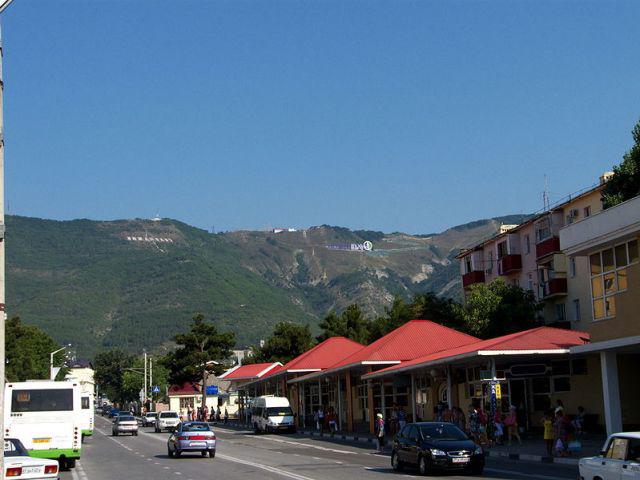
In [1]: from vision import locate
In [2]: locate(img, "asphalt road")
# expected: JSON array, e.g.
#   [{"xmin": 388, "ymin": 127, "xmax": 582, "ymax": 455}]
[{"xmin": 62, "ymin": 416, "xmax": 580, "ymax": 480}]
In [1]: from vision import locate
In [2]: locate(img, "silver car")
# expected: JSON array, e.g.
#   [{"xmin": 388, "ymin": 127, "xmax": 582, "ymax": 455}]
[
  {"xmin": 113, "ymin": 415, "xmax": 139, "ymax": 436},
  {"xmin": 167, "ymin": 422, "xmax": 216, "ymax": 458}
]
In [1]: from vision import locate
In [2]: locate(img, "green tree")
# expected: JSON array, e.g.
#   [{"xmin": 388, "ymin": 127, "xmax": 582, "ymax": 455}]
[
  {"xmin": 163, "ymin": 313, "xmax": 235, "ymax": 408},
  {"xmin": 5, "ymin": 316, "xmax": 61, "ymax": 381},
  {"xmin": 602, "ymin": 119, "xmax": 640, "ymax": 208},
  {"xmin": 250, "ymin": 321, "xmax": 315, "ymax": 364},
  {"xmin": 317, "ymin": 304, "xmax": 370, "ymax": 344},
  {"xmin": 94, "ymin": 348, "xmax": 136, "ymax": 404},
  {"xmin": 461, "ymin": 278, "xmax": 541, "ymax": 338},
  {"xmin": 368, "ymin": 296, "xmax": 413, "ymax": 342},
  {"xmin": 410, "ymin": 292, "xmax": 465, "ymax": 331}
]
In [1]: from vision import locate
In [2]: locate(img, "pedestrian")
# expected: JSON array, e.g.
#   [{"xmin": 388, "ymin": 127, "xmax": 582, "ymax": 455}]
[
  {"xmin": 554, "ymin": 399, "xmax": 564, "ymax": 415},
  {"xmin": 553, "ymin": 410, "xmax": 569, "ymax": 457},
  {"xmin": 477, "ymin": 406, "xmax": 489, "ymax": 446},
  {"xmin": 375, "ymin": 413, "xmax": 385, "ymax": 452},
  {"xmin": 187, "ymin": 406, "xmax": 192, "ymax": 421},
  {"xmin": 317, "ymin": 407, "xmax": 325, "ymax": 432},
  {"xmin": 224, "ymin": 407, "xmax": 229, "ymax": 424},
  {"xmin": 468, "ymin": 405, "xmax": 480, "ymax": 443},
  {"xmin": 505, "ymin": 405, "xmax": 522, "ymax": 446},
  {"xmin": 398, "ymin": 407, "xmax": 407, "ymax": 430},
  {"xmin": 493, "ymin": 409, "xmax": 504, "ymax": 445},
  {"xmin": 542, "ymin": 410, "xmax": 554, "ymax": 456},
  {"xmin": 390, "ymin": 404, "xmax": 399, "ymax": 436},
  {"xmin": 327, "ymin": 408, "xmax": 337, "ymax": 435},
  {"xmin": 571, "ymin": 406, "xmax": 585, "ymax": 435},
  {"xmin": 216, "ymin": 406, "xmax": 222, "ymax": 422},
  {"xmin": 203, "ymin": 405, "xmax": 209, "ymax": 422},
  {"xmin": 314, "ymin": 408, "xmax": 321, "ymax": 431}
]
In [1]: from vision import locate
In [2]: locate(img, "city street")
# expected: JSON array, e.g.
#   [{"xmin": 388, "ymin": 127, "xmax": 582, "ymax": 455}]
[{"xmin": 63, "ymin": 416, "xmax": 581, "ymax": 480}]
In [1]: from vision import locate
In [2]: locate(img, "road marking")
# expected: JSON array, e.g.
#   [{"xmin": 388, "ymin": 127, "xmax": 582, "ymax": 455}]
[
  {"xmin": 71, "ymin": 467, "xmax": 80, "ymax": 480},
  {"xmin": 76, "ymin": 461, "xmax": 89, "ymax": 480},
  {"xmin": 485, "ymin": 467, "xmax": 570, "ymax": 480},
  {"xmin": 237, "ymin": 433, "xmax": 358, "ymax": 455},
  {"xmin": 139, "ymin": 430, "xmax": 318, "ymax": 480}
]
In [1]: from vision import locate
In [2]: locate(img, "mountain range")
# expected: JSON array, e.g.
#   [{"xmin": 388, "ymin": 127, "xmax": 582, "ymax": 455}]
[{"xmin": 6, "ymin": 214, "xmax": 529, "ymax": 357}]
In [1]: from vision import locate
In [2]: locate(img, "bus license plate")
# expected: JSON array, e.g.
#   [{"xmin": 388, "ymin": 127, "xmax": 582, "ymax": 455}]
[
  {"xmin": 33, "ymin": 438, "xmax": 51, "ymax": 444},
  {"xmin": 452, "ymin": 457, "xmax": 470, "ymax": 464}
]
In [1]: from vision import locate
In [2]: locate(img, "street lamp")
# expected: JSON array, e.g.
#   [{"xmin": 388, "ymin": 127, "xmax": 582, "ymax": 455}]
[{"xmin": 50, "ymin": 344, "xmax": 72, "ymax": 380}]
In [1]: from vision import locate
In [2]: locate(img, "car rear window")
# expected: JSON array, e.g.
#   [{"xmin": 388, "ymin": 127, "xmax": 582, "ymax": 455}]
[
  {"xmin": 182, "ymin": 423, "xmax": 211, "ymax": 432},
  {"xmin": 119, "ymin": 416, "xmax": 135, "ymax": 422},
  {"xmin": 160, "ymin": 412, "xmax": 178, "ymax": 418}
]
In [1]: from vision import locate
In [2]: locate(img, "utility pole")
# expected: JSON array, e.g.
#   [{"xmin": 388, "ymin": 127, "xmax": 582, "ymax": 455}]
[
  {"xmin": 149, "ymin": 357, "xmax": 153, "ymax": 409},
  {"xmin": 143, "ymin": 349, "xmax": 147, "ymax": 407},
  {"xmin": 0, "ymin": 4, "xmax": 16, "ymax": 477}
]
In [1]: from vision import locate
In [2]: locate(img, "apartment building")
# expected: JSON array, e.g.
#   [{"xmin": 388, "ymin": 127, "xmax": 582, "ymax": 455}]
[
  {"xmin": 561, "ymin": 194, "xmax": 640, "ymax": 434},
  {"xmin": 458, "ymin": 176, "xmax": 610, "ymax": 327}
]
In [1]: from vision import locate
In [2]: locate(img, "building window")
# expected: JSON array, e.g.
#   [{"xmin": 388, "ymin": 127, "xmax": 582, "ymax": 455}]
[
  {"xmin": 524, "ymin": 235, "xmax": 531, "ymax": 255},
  {"xmin": 584, "ymin": 206, "xmax": 591, "ymax": 217},
  {"xmin": 590, "ymin": 239, "xmax": 639, "ymax": 320},
  {"xmin": 527, "ymin": 274, "xmax": 534, "ymax": 292},
  {"xmin": 569, "ymin": 257, "xmax": 576, "ymax": 277},
  {"xmin": 572, "ymin": 299, "xmax": 581, "ymax": 322},
  {"xmin": 555, "ymin": 303, "xmax": 566, "ymax": 322},
  {"xmin": 535, "ymin": 218, "xmax": 551, "ymax": 243},
  {"xmin": 465, "ymin": 257, "xmax": 472, "ymax": 274},
  {"xmin": 487, "ymin": 251, "xmax": 493, "ymax": 274},
  {"xmin": 497, "ymin": 241, "xmax": 507, "ymax": 259},
  {"xmin": 553, "ymin": 377, "xmax": 571, "ymax": 393}
]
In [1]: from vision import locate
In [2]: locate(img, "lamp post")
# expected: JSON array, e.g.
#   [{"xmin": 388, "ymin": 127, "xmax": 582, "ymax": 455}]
[
  {"xmin": 50, "ymin": 344, "xmax": 72, "ymax": 380},
  {"xmin": 0, "ymin": 1, "xmax": 15, "ymax": 477}
]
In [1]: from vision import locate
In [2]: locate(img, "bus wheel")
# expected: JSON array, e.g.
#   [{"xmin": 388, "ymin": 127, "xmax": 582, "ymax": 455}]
[{"xmin": 65, "ymin": 458, "xmax": 76, "ymax": 469}]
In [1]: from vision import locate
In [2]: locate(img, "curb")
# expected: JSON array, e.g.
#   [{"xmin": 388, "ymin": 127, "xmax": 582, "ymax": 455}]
[{"xmin": 222, "ymin": 421, "xmax": 580, "ymax": 466}]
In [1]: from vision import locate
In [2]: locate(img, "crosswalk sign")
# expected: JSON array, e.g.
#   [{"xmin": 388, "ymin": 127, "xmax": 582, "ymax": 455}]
[{"xmin": 152, "ymin": 386, "xmax": 160, "ymax": 394}]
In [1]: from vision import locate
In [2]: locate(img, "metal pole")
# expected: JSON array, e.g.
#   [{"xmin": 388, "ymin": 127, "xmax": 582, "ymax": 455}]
[
  {"xmin": 149, "ymin": 357, "xmax": 153, "ymax": 409},
  {"xmin": 337, "ymin": 376, "xmax": 342, "ymax": 432},
  {"xmin": 410, "ymin": 373, "xmax": 417, "ymax": 422},
  {"xmin": 143, "ymin": 350, "xmax": 147, "ymax": 408}
]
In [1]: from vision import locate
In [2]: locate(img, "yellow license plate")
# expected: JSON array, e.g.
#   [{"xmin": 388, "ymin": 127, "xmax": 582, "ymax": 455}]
[{"xmin": 33, "ymin": 438, "xmax": 51, "ymax": 444}]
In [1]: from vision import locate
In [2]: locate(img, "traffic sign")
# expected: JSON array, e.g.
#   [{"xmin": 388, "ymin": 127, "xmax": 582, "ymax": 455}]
[
  {"xmin": 152, "ymin": 386, "xmax": 160, "ymax": 394},
  {"xmin": 206, "ymin": 385, "xmax": 218, "ymax": 395},
  {"xmin": 495, "ymin": 383, "xmax": 502, "ymax": 400}
]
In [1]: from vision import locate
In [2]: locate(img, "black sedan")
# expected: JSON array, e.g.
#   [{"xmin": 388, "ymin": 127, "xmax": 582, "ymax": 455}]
[{"xmin": 391, "ymin": 422, "xmax": 484, "ymax": 475}]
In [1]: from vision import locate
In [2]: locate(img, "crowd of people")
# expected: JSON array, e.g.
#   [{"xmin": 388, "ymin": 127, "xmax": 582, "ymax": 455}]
[{"xmin": 179, "ymin": 405, "xmax": 229, "ymax": 424}]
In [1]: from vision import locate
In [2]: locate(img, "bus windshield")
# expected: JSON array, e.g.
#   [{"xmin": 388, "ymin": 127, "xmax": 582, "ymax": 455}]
[
  {"xmin": 11, "ymin": 389, "xmax": 73, "ymax": 412},
  {"xmin": 267, "ymin": 407, "xmax": 293, "ymax": 417}
]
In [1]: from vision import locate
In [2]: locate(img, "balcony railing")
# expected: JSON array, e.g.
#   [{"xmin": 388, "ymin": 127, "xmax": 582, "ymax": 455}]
[
  {"xmin": 536, "ymin": 236, "xmax": 561, "ymax": 260},
  {"xmin": 462, "ymin": 270, "xmax": 485, "ymax": 288},
  {"xmin": 542, "ymin": 277, "xmax": 567, "ymax": 298},
  {"xmin": 498, "ymin": 254, "xmax": 522, "ymax": 275}
]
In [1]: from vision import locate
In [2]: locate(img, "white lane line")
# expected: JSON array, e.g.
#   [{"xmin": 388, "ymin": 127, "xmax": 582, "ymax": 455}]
[
  {"xmin": 71, "ymin": 467, "xmax": 80, "ymax": 480},
  {"xmin": 243, "ymin": 434, "xmax": 358, "ymax": 455},
  {"xmin": 139, "ymin": 430, "xmax": 317, "ymax": 480},
  {"xmin": 485, "ymin": 467, "xmax": 570, "ymax": 480},
  {"xmin": 76, "ymin": 461, "xmax": 89, "ymax": 480}
]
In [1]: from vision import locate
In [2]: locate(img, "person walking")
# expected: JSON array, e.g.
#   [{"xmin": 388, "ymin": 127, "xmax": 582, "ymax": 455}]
[
  {"xmin": 505, "ymin": 405, "xmax": 522, "ymax": 446},
  {"xmin": 318, "ymin": 407, "xmax": 325, "ymax": 432},
  {"xmin": 493, "ymin": 409, "xmax": 504, "ymax": 445},
  {"xmin": 375, "ymin": 413, "xmax": 385, "ymax": 453},
  {"xmin": 542, "ymin": 411, "xmax": 554, "ymax": 456},
  {"xmin": 216, "ymin": 406, "xmax": 222, "ymax": 422},
  {"xmin": 224, "ymin": 407, "xmax": 229, "ymax": 424},
  {"xmin": 553, "ymin": 410, "xmax": 569, "ymax": 457}
]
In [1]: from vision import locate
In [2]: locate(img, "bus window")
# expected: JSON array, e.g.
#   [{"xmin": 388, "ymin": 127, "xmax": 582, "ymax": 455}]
[
  {"xmin": 81, "ymin": 397, "xmax": 90, "ymax": 409},
  {"xmin": 11, "ymin": 389, "xmax": 73, "ymax": 412}
]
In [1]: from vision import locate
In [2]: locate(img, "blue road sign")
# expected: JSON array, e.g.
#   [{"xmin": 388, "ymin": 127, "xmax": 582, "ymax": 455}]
[
  {"xmin": 152, "ymin": 386, "xmax": 160, "ymax": 394},
  {"xmin": 206, "ymin": 385, "xmax": 218, "ymax": 395}
]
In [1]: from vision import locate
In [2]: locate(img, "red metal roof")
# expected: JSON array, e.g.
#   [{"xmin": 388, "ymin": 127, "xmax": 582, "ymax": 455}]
[
  {"xmin": 362, "ymin": 326, "xmax": 590, "ymax": 379},
  {"xmin": 168, "ymin": 382, "xmax": 200, "ymax": 395},
  {"xmin": 267, "ymin": 337, "xmax": 365, "ymax": 376},
  {"xmin": 329, "ymin": 320, "xmax": 479, "ymax": 369},
  {"xmin": 219, "ymin": 362, "xmax": 282, "ymax": 381}
]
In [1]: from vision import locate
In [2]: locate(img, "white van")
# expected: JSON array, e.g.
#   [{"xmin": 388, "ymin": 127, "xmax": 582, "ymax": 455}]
[
  {"xmin": 251, "ymin": 396, "xmax": 295, "ymax": 434},
  {"xmin": 4, "ymin": 380, "xmax": 82, "ymax": 469}
]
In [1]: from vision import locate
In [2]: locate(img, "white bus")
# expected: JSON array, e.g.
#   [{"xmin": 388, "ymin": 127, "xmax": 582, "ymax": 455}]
[{"xmin": 4, "ymin": 380, "xmax": 82, "ymax": 469}]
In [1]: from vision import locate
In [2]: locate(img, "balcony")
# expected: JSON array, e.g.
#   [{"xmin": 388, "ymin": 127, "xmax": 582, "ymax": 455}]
[
  {"xmin": 536, "ymin": 236, "xmax": 561, "ymax": 260},
  {"xmin": 542, "ymin": 277, "xmax": 567, "ymax": 298},
  {"xmin": 498, "ymin": 254, "xmax": 522, "ymax": 275},
  {"xmin": 462, "ymin": 270, "xmax": 485, "ymax": 288}
]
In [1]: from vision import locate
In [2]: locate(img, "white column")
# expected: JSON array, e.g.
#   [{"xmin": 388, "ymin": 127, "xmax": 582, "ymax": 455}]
[
  {"xmin": 410, "ymin": 373, "xmax": 417, "ymax": 422},
  {"xmin": 446, "ymin": 365, "xmax": 453, "ymax": 409},
  {"xmin": 337, "ymin": 376, "xmax": 343, "ymax": 431},
  {"xmin": 600, "ymin": 351, "xmax": 623, "ymax": 435}
]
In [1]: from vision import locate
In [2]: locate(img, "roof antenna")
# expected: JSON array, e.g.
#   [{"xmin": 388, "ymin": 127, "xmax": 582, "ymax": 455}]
[{"xmin": 543, "ymin": 174, "xmax": 550, "ymax": 211}]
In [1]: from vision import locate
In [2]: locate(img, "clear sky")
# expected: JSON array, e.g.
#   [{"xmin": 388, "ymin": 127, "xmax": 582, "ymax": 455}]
[{"xmin": 3, "ymin": 0, "xmax": 639, "ymax": 234}]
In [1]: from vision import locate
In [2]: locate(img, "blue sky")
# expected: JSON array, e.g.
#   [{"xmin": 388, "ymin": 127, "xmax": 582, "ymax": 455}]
[{"xmin": 3, "ymin": 0, "xmax": 639, "ymax": 234}]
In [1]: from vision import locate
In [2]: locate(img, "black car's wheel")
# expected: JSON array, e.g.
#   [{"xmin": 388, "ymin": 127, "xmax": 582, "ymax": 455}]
[
  {"xmin": 418, "ymin": 456, "xmax": 429, "ymax": 476},
  {"xmin": 175, "ymin": 449, "xmax": 181, "ymax": 457},
  {"xmin": 254, "ymin": 422, "xmax": 260, "ymax": 434},
  {"xmin": 112, "ymin": 431, "xmax": 118, "ymax": 437},
  {"xmin": 391, "ymin": 451, "xmax": 403, "ymax": 472},
  {"xmin": 201, "ymin": 451, "xmax": 208, "ymax": 457},
  {"xmin": 209, "ymin": 449, "xmax": 216, "ymax": 458},
  {"xmin": 133, "ymin": 431, "xmax": 138, "ymax": 436},
  {"xmin": 65, "ymin": 458, "xmax": 76, "ymax": 469}
]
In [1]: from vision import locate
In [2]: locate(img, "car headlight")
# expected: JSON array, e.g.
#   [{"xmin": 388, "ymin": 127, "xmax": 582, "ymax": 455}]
[
  {"xmin": 430, "ymin": 449, "xmax": 447, "ymax": 457},
  {"xmin": 474, "ymin": 446, "xmax": 483, "ymax": 455}
]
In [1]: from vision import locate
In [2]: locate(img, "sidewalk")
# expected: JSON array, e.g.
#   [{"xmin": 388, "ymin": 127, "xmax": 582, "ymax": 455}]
[{"xmin": 222, "ymin": 421, "xmax": 603, "ymax": 466}]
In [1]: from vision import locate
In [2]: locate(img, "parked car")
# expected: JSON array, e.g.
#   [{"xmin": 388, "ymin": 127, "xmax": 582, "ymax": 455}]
[
  {"xmin": 142, "ymin": 412, "xmax": 158, "ymax": 427},
  {"xmin": 391, "ymin": 422, "xmax": 484, "ymax": 476},
  {"xmin": 155, "ymin": 411, "xmax": 180, "ymax": 433},
  {"xmin": 3, "ymin": 437, "xmax": 59, "ymax": 479},
  {"xmin": 112, "ymin": 415, "xmax": 139, "ymax": 436},
  {"xmin": 251, "ymin": 396, "xmax": 295, "ymax": 433},
  {"xmin": 579, "ymin": 432, "xmax": 640, "ymax": 480},
  {"xmin": 167, "ymin": 422, "xmax": 216, "ymax": 458}
]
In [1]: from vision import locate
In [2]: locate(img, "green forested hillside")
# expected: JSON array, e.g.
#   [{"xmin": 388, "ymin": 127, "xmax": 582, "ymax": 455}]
[{"xmin": 6, "ymin": 214, "xmax": 529, "ymax": 357}]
